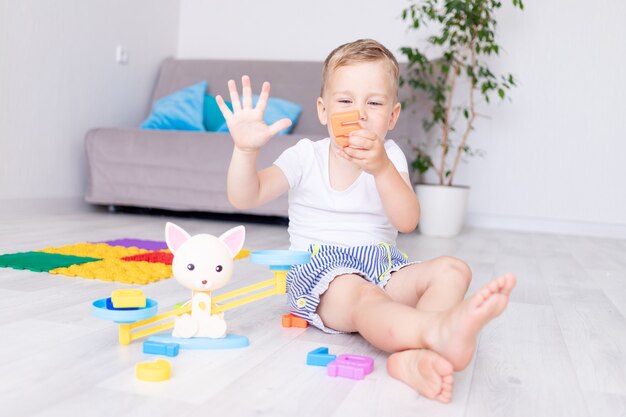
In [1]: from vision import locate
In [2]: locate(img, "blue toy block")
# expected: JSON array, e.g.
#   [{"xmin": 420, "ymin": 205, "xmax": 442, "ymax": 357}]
[
  {"xmin": 143, "ymin": 340, "xmax": 180, "ymax": 357},
  {"xmin": 307, "ymin": 346, "xmax": 337, "ymax": 367},
  {"xmin": 147, "ymin": 334, "xmax": 249, "ymax": 350}
]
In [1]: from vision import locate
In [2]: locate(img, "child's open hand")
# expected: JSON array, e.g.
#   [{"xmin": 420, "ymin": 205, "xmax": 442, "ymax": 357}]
[
  {"xmin": 216, "ymin": 75, "xmax": 292, "ymax": 153},
  {"xmin": 336, "ymin": 129, "xmax": 392, "ymax": 176}
]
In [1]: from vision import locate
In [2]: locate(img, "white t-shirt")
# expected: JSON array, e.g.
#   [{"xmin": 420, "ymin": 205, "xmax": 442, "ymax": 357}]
[{"xmin": 274, "ymin": 137, "xmax": 410, "ymax": 251}]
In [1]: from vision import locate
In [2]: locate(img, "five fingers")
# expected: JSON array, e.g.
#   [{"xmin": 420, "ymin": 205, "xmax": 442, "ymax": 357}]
[
  {"xmin": 222, "ymin": 76, "xmax": 271, "ymax": 114},
  {"xmin": 217, "ymin": 76, "xmax": 278, "ymax": 137}
]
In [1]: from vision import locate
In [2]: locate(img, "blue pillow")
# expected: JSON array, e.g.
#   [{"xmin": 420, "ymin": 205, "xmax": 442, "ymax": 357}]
[
  {"xmin": 140, "ymin": 81, "xmax": 207, "ymax": 131},
  {"xmin": 217, "ymin": 95, "xmax": 301, "ymax": 135},
  {"xmin": 203, "ymin": 95, "xmax": 233, "ymax": 131}
]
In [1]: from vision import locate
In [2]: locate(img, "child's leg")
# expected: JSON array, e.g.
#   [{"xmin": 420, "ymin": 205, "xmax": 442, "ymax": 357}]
[
  {"xmin": 381, "ymin": 257, "xmax": 470, "ymax": 402},
  {"xmin": 316, "ymin": 272, "xmax": 516, "ymax": 370},
  {"xmin": 316, "ymin": 274, "xmax": 437, "ymax": 347},
  {"xmin": 384, "ymin": 256, "xmax": 472, "ymax": 312}
]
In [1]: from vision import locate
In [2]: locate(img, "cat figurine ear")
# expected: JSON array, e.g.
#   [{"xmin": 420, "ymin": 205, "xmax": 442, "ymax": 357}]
[
  {"xmin": 219, "ymin": 225, "xmax": 246, "ymax": 258},
  {"xmin": 165, "ymin": 222, "xmax": 191, "ymax": 255}
]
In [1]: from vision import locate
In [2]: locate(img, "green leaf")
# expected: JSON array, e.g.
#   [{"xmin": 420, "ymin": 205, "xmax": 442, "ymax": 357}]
[
  {"xmin": 412, "ymin": 154, "xmax": 433, "ymax": 174},
  {"xmin": 508, "ymin": 74, "xmax": 517, "ymax": 86},
  {"xmin": 498, "ymin": 88, "xmax": 505, "ymax": 99}
]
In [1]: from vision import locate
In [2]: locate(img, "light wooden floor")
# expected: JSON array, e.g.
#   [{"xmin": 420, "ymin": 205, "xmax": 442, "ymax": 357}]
[{"xmin": 1, "ymin": 206, "xmax": 625, "ymax": 417}]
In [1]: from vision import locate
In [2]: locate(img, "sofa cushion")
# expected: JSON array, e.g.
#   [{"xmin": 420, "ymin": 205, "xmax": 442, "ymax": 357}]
[
  {"xmin": 141, "ymin": 81, "xmax": 207, "ymax": 131},
  {"xmin": 203, "ymin": 95, "xmax": 233, "ymax": 131}
]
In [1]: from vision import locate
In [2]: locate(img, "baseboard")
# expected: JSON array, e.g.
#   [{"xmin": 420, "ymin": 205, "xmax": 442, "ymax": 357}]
[
  {"xmin": 0, "ymin": 197, "xmax": 97, "ymax": 216},
  {"xmin": 2, "ymin": 198, "xmax": 624, "ymax": 239},
  {"xmin": 466, "ymin": 212, "xmax": 626, "ymax": 239}
]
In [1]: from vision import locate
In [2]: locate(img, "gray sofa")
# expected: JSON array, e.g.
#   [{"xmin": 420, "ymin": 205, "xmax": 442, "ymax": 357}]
[{"xmin": 85, "ymin": 58, "xmax": 419, "ymax": 218}]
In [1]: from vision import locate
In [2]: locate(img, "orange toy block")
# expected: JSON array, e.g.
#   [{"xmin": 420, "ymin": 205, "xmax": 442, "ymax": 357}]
[
  {"xmin": 282, "ymin": 313, "xmax": 308, "ymax": 328},
  {"xmin": 330, "ymin": 111, "xmax": 360, "ymax": 147}
]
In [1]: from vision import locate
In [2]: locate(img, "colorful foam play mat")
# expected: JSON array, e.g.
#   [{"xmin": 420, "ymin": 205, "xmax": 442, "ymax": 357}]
[
  {"xmin": 0, "ymin": 238, "xmax": 251, "ymax": 285},
  {"xmin": 0, "ymin": 239, "xmax": 174, "ymax": 284}
]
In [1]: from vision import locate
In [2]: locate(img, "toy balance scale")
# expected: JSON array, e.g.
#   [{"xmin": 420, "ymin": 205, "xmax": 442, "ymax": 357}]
[{"xmin": 92, "ymin": 250, "xmax": 310, "ymax": 349}]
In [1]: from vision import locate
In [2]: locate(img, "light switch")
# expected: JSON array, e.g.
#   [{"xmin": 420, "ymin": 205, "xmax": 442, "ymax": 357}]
[{"xmin": 116, "ymin": 45, "xmax": 129, "ymax": 64}]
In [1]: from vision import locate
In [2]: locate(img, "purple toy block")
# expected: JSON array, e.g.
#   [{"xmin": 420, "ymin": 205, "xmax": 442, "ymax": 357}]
[
  {"xmin": 98, "ymin": 239, "xmax": 168, "ymax": 251},
  {"xmin": 327, "ymin": 354, "xmax": 374, "ymax": 380}
]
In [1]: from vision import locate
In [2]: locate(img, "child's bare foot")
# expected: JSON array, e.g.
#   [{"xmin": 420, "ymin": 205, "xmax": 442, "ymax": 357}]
[
  {"xmin": 426, "ymin": 272, "xmax": 516, "ymax": 371},
  {"xmin": 387, "ymin": 349, "xmax": 454, "ymax": 403}
]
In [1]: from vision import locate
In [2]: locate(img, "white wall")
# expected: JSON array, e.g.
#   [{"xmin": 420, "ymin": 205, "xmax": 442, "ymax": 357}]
[
  {"xmin": 178, "ymin": 0, "xmax": 626, "ymax": 238},
  {"xmin": 2, "ymin": 0, "xmax": 623, "ymax": 238},
  {"xmin": 178, "ymin": 0, "xmax": 421, "ymax": 61},
  {"xmin": 0, "ymin": 0, "xmax": 179, "ymax": 207}
]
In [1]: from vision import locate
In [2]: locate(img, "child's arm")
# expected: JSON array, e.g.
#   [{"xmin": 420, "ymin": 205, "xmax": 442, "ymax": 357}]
[
  {"xmin": 227, "ymin": 151, "xmax": 289, "ymax": 209},
  {"xmin": 339, "ymin": 130, "xmax": 420, "ymax": 233},
  {"xmin": 373, "ymin": 164, "xmax": 420, "ymax": 233},
  {"xmin": 216, "ymin": 76, "xmax": 291, "ymax": 209}
]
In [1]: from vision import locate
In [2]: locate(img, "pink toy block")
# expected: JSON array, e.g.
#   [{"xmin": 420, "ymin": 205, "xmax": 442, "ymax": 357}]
[{"xmin": 327, "ymin": 354, "xmax": 374, "ymax": 380}]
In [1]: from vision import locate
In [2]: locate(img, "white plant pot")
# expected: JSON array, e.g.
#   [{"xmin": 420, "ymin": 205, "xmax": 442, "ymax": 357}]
[{"xmin": 415, "ymin": 184, "xmax": 469, "ymax": 237}]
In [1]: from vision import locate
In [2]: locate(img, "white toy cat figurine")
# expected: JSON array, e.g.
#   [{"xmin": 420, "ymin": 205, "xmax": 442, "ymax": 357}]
[{"xmin": 165, "ymin": 222, "xmax": 245, "ymax": 339}]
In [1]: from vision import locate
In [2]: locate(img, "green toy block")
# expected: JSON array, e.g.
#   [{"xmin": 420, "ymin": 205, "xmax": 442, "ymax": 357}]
[{"xmin": 0, "ymin": 251, "xmax": 100, "ymax": 272}]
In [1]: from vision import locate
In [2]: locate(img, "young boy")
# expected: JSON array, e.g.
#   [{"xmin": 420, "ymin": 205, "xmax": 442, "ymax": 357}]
[{"xmin": 216, "ymin": 39, "xmax": 516, "ymax": 403}]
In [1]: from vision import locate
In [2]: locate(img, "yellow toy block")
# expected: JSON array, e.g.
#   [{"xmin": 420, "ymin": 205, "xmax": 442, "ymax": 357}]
[
  {"xmin": 135, "ymin": 359, "xmax": 171, "ymax": 382},
  {"xmin": 111, "ymin": 289, "xmax": 146, "ymax": 308}
]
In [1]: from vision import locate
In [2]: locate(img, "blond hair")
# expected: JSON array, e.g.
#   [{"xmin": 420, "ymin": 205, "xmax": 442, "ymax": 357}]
[{"xmin": 320, "ymin": 39, "xmax": 400, "ymax": 99}]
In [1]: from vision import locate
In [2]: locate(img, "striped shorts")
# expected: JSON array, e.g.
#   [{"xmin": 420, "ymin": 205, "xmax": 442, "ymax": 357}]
[{"xmin": 286, "ymin": 243, "xmax": 415, "ymax": 333}]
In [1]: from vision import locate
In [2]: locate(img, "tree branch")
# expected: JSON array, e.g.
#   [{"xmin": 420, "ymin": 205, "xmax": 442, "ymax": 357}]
[
  {"xmin": 448, "ymin": 43, "xmax": 477, "ymax": 186},
  {"xmin": 438, "ymin": 62, "xmax": 458, "ymax": 185}
]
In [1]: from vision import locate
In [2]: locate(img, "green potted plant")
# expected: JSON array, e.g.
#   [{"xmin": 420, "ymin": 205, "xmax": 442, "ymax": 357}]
[{"xmin": 400, "ymin": 0, "xmax": 524, "ymax": 237}]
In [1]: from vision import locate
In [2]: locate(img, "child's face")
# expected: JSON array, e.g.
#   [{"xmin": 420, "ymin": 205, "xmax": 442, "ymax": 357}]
[{"xmin": 317, "ymin": 61, "xmax": 401, "ymax": 147}]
